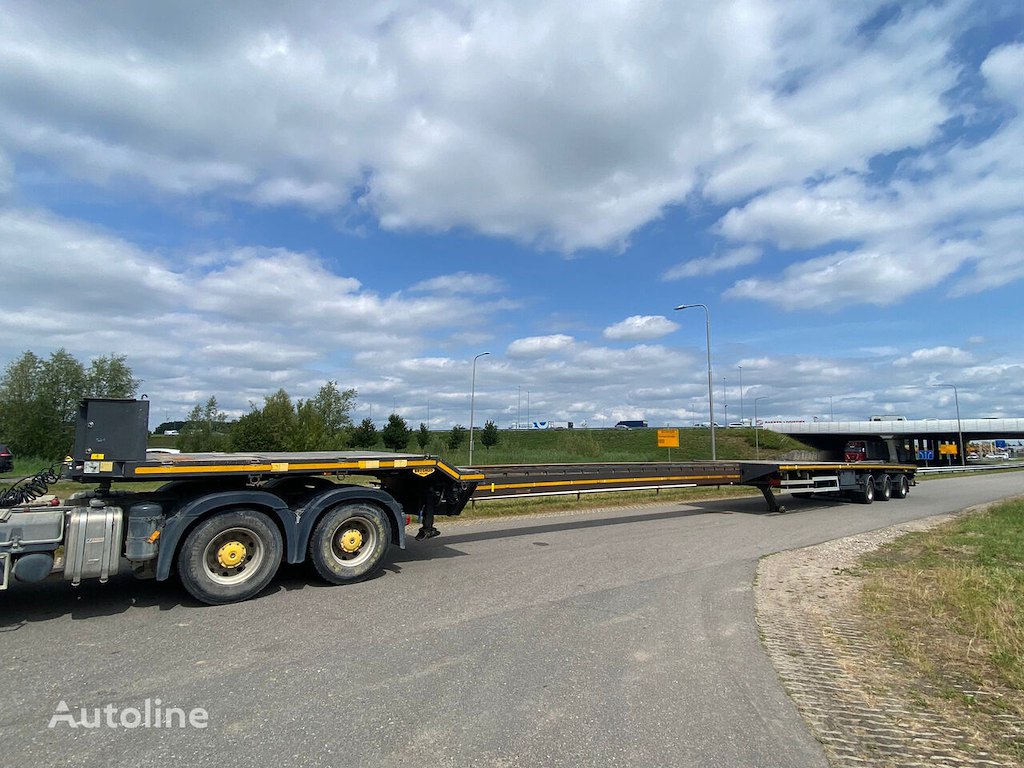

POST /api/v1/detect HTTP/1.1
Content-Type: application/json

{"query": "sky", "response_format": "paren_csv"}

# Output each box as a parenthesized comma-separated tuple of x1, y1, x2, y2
(1, 0, 1022, 431)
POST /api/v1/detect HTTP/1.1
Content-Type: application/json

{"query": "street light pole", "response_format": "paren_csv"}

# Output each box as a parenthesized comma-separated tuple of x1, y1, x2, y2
(754, 396, 768, 458)
(469, 352, 490, 466)
(674, 303, 715, 460)
(738, 365, 743, 425)
(932, 383, 965, 466)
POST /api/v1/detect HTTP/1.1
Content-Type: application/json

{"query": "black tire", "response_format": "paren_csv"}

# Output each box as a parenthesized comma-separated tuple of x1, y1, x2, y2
(893, 474, 910, 499)
(857, 476, 875, 504)
(876, 474, 892, 502)
(177, 509, 283, 605)
(308, 503, 390, 585)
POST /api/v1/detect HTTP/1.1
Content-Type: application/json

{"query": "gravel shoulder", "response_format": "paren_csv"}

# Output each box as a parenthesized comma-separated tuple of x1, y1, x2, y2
(755, 507, 1022, 768)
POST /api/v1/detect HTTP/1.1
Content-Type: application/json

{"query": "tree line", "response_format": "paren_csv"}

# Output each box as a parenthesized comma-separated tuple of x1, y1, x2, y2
(0, 350, 139, 458)
(0, 349, 501, 458)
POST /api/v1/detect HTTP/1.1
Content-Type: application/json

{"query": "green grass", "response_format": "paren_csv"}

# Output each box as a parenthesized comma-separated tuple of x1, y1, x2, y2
(859, 500, 1024, 758)
(431, 426, 805, 465)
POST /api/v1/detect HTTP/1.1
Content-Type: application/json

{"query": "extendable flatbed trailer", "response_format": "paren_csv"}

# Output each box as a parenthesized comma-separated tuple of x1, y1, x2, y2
(470, 459, 916, 512)
(1, 398, 915, 605)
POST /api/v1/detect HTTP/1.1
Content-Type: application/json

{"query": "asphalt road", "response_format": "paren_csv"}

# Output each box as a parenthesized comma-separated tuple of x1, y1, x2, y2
(3, 473, 1022, 768)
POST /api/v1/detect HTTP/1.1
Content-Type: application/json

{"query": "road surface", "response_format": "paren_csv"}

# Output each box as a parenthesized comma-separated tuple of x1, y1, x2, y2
(2, 472, 1021, 767)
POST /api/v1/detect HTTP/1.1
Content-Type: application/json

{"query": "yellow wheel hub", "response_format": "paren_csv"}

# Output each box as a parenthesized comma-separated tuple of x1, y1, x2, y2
(217, 540, 247, 568)
(339, 528, 363, 553)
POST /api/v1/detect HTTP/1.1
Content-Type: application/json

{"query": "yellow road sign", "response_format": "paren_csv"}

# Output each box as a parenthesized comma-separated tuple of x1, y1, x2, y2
(657, 429, 679, 448)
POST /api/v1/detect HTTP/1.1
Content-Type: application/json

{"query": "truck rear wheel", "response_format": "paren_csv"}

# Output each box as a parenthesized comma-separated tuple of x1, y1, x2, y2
(308, 503, 390, 585)
(893, 474, 910, 499)
(856, 476, 875, 504)
(876, 474, 892, 501)
(177, 509, 283, 605)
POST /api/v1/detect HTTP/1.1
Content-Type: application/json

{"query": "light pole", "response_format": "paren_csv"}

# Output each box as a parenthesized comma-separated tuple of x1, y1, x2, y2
(754, 396, 768, 458)
(469, 352, 490, 465)
(738, 365, 743, 425)
(829, 395, 834, 422)
(932, 383, 965, 466)
(674, 303, 715, 459)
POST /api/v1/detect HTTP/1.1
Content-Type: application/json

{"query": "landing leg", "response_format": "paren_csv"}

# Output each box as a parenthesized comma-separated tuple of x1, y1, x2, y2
(759, 485, 786, 514)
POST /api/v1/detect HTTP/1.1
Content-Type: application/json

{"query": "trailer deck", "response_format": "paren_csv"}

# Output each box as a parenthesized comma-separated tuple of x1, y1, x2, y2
(67, 451, 917, 515)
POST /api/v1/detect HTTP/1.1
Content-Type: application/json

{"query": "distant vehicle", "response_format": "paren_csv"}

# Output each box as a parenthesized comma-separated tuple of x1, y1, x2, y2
(146, 447, 181, 455)
(693, 422, 722, 428)
(869, 415, 907, 421)
(164, 429, 179, 436)
(844, 439, 891, 462)
(614, 420, 648, 430)
(0, 443, 12, 473)
(985, 451, 1010, 460)
(727, 421, 751, 429)
(967, 452, 979, 460)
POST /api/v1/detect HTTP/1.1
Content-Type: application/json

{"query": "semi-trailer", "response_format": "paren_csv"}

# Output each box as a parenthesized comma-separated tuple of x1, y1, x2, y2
(1, 398, 917, 605)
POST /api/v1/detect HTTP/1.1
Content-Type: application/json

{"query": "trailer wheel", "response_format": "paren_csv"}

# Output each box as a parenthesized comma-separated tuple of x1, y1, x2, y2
(308, 503, 390, 585)
(177, 510, 283, 605)
(893, 474, 910, 499)
(876, 474, 892, 502)
(856, 476, 875, 504)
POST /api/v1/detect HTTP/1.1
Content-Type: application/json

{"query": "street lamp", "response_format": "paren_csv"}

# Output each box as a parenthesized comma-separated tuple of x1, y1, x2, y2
(932, 383, 965, 466)
(754, 396, 768, 458)
(674, 303, 715, 459)
(468, 352, 490, 465)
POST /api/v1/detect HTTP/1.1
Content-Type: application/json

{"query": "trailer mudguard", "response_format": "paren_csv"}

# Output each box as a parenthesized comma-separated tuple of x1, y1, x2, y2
(289, 486, 406, 564)
(154, 490, 295, 581)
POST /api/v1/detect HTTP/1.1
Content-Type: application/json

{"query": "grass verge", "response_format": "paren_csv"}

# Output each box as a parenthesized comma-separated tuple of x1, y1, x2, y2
(858, 499, 1024, 759)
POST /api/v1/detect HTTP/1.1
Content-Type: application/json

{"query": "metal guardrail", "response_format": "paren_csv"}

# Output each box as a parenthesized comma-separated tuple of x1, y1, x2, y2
(916, 461, 1024, 475)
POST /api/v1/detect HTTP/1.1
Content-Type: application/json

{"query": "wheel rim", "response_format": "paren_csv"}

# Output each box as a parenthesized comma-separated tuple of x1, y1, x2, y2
(330, 514, 378, 569)
(202, 526, 266, 585)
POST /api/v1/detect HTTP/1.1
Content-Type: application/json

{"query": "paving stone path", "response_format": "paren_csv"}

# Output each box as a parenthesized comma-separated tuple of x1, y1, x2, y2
(755, 512, 1023, 768)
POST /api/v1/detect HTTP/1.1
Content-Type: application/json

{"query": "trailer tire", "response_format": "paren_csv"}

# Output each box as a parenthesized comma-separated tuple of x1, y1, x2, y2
(856, 476, 875, 504)
(177, 509, 283, 605)
(893, 474, 910, 499)
(876, 474, 892, 502)
(308, 502, 390, 585)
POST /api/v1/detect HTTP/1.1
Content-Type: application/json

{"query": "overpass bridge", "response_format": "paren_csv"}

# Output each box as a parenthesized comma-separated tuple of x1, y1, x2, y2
(763, 417, 1024, 464)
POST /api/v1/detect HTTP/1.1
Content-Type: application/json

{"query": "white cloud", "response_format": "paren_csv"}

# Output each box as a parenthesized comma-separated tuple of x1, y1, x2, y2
(0, 0, 989, 256)
(506, 334, 575, 358)
(662, 246, 762, 280)
(411, 272, 504, 295)
(894, 346, 975, 367)
(602, 315, 679, 341)
(981, 43, 1024, 108)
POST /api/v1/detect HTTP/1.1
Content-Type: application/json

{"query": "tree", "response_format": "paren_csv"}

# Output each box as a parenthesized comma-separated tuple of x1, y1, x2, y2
(480, 420, 499, 451)
(0, 349, 140, 458)
(446, 424, 467, 451)
(416, 423, 431, 451)
(86, 354, 140, 398)
(381, 413, 411, 451)
(293, 381, 356, 450)
(231, 404, 274, 451)
(179, 396, 229, 452)
(350, 417, 378, 448)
